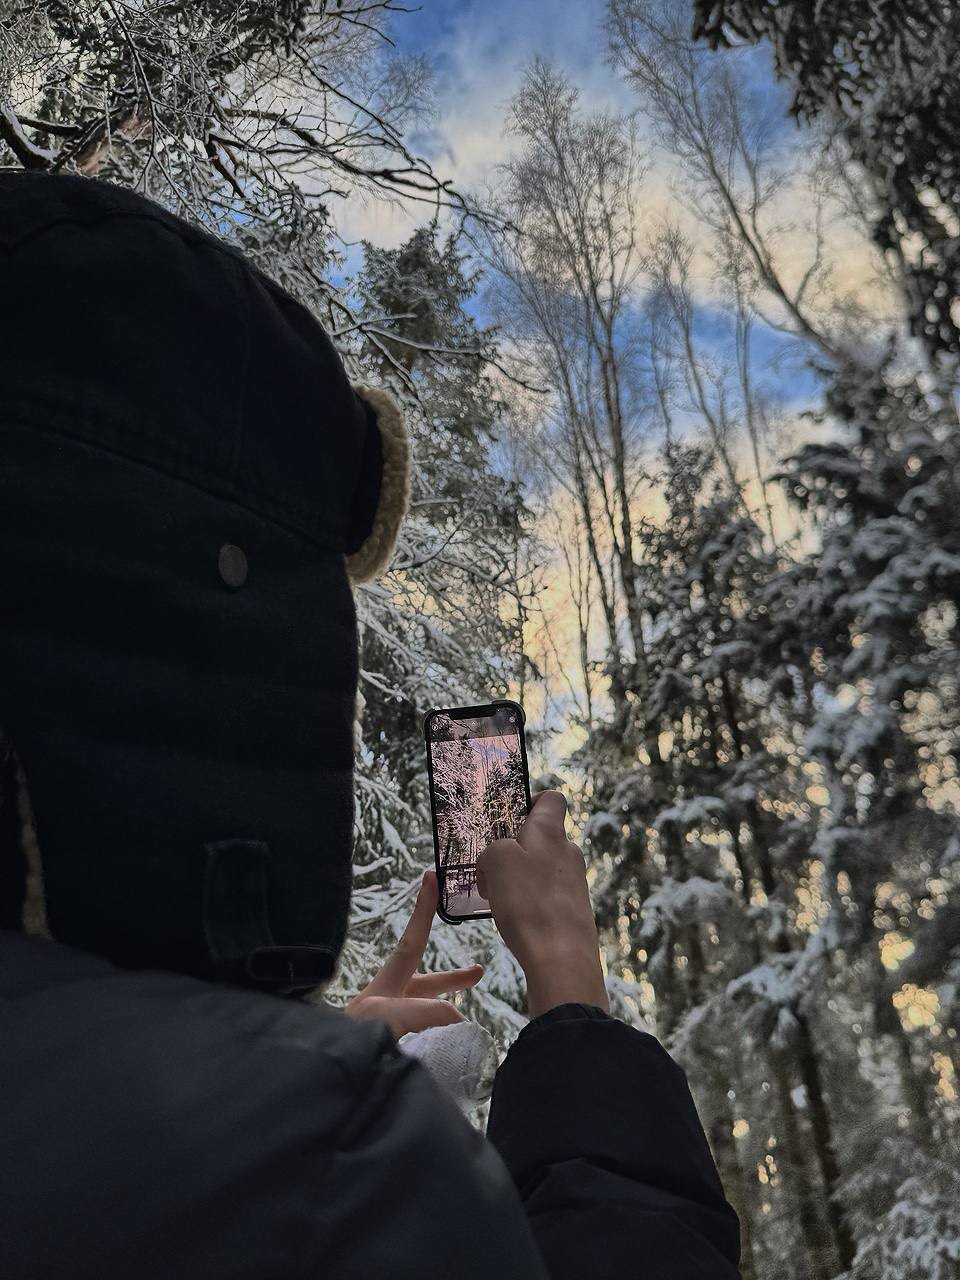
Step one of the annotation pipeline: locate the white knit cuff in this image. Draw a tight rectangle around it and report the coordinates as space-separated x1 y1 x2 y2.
345 384 411 584
397 1020 500 1112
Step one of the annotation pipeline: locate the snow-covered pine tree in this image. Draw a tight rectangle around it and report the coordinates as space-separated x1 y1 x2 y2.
578 440 876 1280
322 226 541 1127
680 2 960 1272
768 364 960 1280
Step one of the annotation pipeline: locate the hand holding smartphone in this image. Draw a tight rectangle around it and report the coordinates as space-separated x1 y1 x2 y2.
423 700 608 1018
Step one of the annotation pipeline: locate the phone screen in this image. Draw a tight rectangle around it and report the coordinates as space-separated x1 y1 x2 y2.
425 702 531 922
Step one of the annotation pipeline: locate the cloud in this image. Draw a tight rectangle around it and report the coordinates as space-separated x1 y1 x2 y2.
329 1 889 334
329 0 635 249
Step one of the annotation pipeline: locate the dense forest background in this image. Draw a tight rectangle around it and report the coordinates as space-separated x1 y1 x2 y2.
2 2 958 1277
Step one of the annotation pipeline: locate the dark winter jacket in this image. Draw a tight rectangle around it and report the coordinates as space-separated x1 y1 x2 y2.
0 930 741 1279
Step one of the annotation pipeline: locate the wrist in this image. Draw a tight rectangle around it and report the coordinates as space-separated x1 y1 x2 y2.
523 949 609 1020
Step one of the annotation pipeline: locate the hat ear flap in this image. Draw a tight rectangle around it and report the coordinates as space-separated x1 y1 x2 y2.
345 384 411 585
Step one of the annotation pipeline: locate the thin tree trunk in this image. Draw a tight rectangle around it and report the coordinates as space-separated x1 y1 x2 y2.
715 660 851 1275
794 1010 856 1273
770 1054 836 1280
709 1109 758 1280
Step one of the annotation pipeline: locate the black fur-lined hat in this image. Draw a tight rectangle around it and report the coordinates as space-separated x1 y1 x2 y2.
0 171 410 992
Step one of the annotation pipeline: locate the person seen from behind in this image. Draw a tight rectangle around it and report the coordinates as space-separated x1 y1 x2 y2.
0 171 742 1280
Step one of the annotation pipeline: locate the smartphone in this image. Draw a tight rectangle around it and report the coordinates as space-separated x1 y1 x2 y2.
423 700 532 924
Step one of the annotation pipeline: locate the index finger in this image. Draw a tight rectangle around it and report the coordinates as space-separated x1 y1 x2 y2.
365 870 438 997
517 789 568 846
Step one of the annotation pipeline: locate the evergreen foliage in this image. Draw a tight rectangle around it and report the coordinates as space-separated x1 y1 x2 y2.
322 225 539 1127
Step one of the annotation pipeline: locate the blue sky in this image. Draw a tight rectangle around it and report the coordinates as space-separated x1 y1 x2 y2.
363 0 795 225
387 0 631 111
332 0 637 257
330 1 825 413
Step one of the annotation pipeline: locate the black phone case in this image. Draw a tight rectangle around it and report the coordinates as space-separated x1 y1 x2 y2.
422 699 532 925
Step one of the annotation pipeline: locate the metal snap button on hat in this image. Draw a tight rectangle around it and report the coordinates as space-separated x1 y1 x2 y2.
218 543 248 588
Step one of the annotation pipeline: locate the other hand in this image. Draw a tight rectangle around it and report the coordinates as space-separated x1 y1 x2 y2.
344 869 483 1040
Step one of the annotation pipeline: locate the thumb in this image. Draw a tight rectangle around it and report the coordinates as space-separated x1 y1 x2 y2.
521 789 567 838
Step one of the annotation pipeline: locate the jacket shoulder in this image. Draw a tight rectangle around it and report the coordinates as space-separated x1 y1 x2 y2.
0 933 549 1280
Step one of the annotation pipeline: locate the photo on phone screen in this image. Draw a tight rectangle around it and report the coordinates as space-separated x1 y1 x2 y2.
424 701 531 923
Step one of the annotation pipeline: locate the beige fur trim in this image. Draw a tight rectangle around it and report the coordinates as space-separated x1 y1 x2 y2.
18 762 49 937
346 384 411 584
